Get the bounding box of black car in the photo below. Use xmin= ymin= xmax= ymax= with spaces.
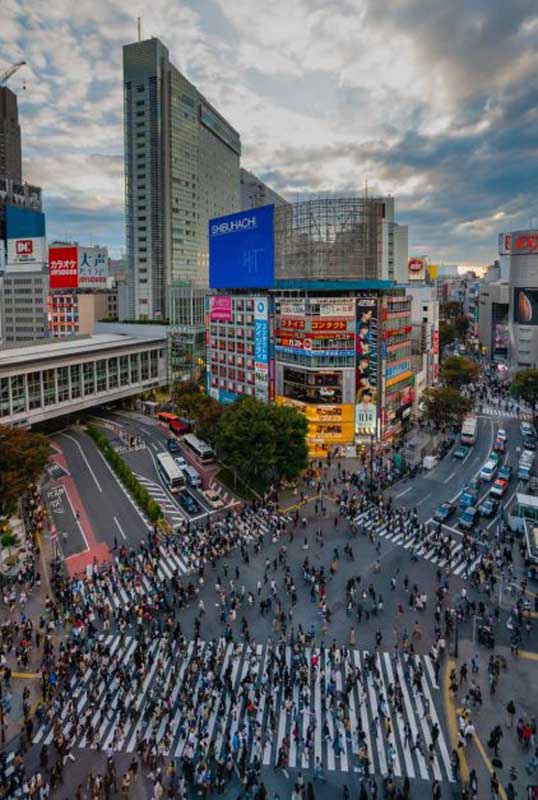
xmin=478 ymin=497 xmax=499 ymax=518
xmin=523 ymin=437 xmax=537 ymax=451
xmin=433 ymin=502 xmax=455 ymax=522
xmin=177 ymin=491 xmax=202 ymax=516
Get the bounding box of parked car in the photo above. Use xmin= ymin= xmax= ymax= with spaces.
xmin=203 ymin=489 xmax=224 ymax=509
xmin=434 ymin=502 xmax=456 ymax=522
xmin=489 ymin=478 xmax=509 ymax=498
xmin=493 ymin=437 xmax=505 ymax=454
xmin=453 ymin=445 xmax=469 ymax=460
xmin=167 ymin=438 xmax=180 ymax=454
xmin=478 ymin=497 xmax=499 ymax=518
xmin=458 ymin=506 xmax=479 ymax=530
xmin=498 ymin=465 xmax=512 ymax=481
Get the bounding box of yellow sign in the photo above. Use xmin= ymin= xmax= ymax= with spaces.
xmin=427 ymin=263 xmax=439 ymax=280
xmin=304 ymin=404 xmax=354 ymax=423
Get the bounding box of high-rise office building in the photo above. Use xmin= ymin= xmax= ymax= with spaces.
xmin=240 ymin=168 xmax=288 ymax=211
xmin=123 ymin=37 xmax=241 ymax=320
xmin=0 ymin=87 xmax=22 ymax=183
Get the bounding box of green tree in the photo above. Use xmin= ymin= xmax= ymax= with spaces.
xmin=511 ymin=369 xmax=538 ymax=412
xmin=441 ymin=355 xmax=480 ymax=388
xmin=453 ymin=315 xmax=470 ymax=340
xmin=422 ymin=387 xmax=473 ymax=429
xmin=268 ymin=404 xmax=309 ymax=480
xmin=215 ymin=397 xmax=276 ymax=489
xmin=439 ymin=320 xmax=457 ymax=350
xmin=0 ymin=426 xmax=51 ymax=518
xmin=195 ymin=397 xmax=224 ymax=446
xmin=440 ymin=301 xmax=463 ymax=321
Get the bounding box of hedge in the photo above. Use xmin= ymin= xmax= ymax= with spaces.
xmin=86 ymin=424 xmax=164 ymax=523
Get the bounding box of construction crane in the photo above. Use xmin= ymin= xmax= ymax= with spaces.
xmin=0 ymin=61 xmax=26 ymax=87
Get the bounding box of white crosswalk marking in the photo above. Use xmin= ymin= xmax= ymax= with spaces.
xmin=353 ymin=507 xmax=479 ymax=578
xmin=478 ymin=406 xmax=531 ymax=420
xmin=32 ymin=637 xmax=453 ymax=783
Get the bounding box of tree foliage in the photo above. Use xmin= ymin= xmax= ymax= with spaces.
xmin=194 ymin=397 xmax=224 ymax=446
xmin=422 ymin=387 xmax=473 ymax=429
xmin=215 ymin=397 xmax=308 ymax=491
xmin=441 ymin=355 xmax=480 ymax=388
xmin=440 ymin=301 xmax=463 ymax=321
xmin=511 ymin=369 xmax=538 ymax=410
xmin=0 ymin=426 xmax=51 ymax=518
xmin=439 ymin=320 xmax=457 ymax=350
xmin=453 ymin=315 xmax=470 ymax=340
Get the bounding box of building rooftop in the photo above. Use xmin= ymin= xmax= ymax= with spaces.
xmin=0 ymin=333 xmax=166 ymax=369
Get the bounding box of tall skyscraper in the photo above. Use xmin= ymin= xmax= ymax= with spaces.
xmin=240 ymin=168 xmax=288 ymax=210
xmin=0 ymin=87 xmax=22 ymax=182
xmin=123 ymin=37 xmax=241 ymax=320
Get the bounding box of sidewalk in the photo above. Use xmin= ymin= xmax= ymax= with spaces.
xmin=448 ymin=635 xmax=538 ymax=797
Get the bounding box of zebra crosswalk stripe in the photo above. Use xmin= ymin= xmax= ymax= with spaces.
xmin=32 ymin=638 xmax=453 ymax=782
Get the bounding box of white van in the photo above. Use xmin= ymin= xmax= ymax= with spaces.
xmin=182 ymin=465 xmax=202 ymax=488
xmin=480 ymin=459 xmax=498 ymax=481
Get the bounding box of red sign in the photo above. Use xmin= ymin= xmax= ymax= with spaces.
xmin=17 ymin=240 xmax=33 ymax=256
xmin=279 ymin=318 xmax=305 ymax=330
xmin=49 ymin=246 xmax=79 ymax=289
xmin=311 ymin=319 xmax=347 ymax=332
xmin=515 ymin=233 xmax=538 ymax=253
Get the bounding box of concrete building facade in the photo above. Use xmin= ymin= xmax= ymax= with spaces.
xmin=240 ymin=168 xmax=288 ymax=211
xmin=2 ymin=269 xmax=48 ymax=343
xmin=0 ymin=333 xmax=167 ymax=427
xmin=123 ymin=37 xmax=241 ymax=320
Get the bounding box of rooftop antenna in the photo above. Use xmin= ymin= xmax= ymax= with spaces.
xmin=137 ymin=16 xmax=142 ymax=42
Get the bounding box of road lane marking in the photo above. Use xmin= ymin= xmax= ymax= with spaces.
xmin=443 ymin=472 xmax=456 ymax=484
xmin=114 ymin=516 xmax=127 ymax=540
xmin=61 ymin=433 xmax=102 ymax=493
xmin=396 ymin=486 xmax=412 ymax=499
xmin=416 ymin=492 xmax=432 ymax=507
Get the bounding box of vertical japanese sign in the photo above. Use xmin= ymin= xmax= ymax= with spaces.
xmin=355 ymin=298 xmax=379 ymax=436
xmin=254 ymin=296 xmax=269 ymax=400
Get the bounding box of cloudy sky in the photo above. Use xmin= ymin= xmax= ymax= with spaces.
xmin=3 ymin=0 xmax=538 ymax=262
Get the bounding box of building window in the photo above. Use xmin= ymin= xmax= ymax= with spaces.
xmin=0 ymin=378 xmax=9 ymax=417
xmin=83 ymin=362 xmax=95 ymax=396
xmin=43 ymin=370 xmax=56 ymax=407
xmin=96 ymin=360 xmax=107 ymax=393
xmin=130 ymin=353 xmax=140 ymax=383
xmin=11 ymin=375 xmax=26 ymax=415
xmin=140 ymin=351 xmax=149 ymax=381
xmin=70 ymin=365 xmax=81 ymax=399
xmin=27 ymin=371 xmax=41 ymax=410
xmin=57 ymin=367 xmax=69 ymax=403
xmin=108 ymin=357 xmax=119 ymax=389
xmin=120 ymin=356 xmax=129 ymax=386
xmin=150 ymin=350 xmax=158 ymax=378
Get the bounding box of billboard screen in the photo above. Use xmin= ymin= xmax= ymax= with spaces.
xmin=209 ymin=204 xmax=274 ymax=289
xmin=49 ymin=246 xmax=79 ymax=289
xmin=5 ymin=206 xmax=46 ymax=269
xmin=408 ymin=256 xmax=426 ymax=281
xmin=514 ymin=288 xmax=538 ymax=325
xmin=78 ymin=246 xmax=108 ymax=288
xmin=355 ymin=299 xmax=379 ymax=436
xmin=512 ymin=231 xmax=538 ymax=255
xmin=209 ymin=295 xmax=233 ymax=322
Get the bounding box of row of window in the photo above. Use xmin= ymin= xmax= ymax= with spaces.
xmin=0 ymin=351 xmax=161 ymax=417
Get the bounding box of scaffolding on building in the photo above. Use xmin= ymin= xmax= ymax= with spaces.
xmin=274 ymin=196 xmax=385 ymax=281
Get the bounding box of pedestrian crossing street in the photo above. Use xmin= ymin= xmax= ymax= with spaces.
xmin=78 ymin=512 xmax=283 ymax=612
xmin=354 ymin=509 xmax=481 ymax=579
xmin=32 ymin=636 xmax=454 ymax=783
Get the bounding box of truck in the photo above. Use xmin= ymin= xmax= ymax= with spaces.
xmin=461 ymin=416 xmax=478 ymax=446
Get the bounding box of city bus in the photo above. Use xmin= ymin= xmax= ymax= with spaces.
xmin=461 ymin=415 xmax=478 ymax=446
xmin=157 ymin=411 xmax=188 ymax=436
xmin=183 ymin=434 xmax=215 ymax=464
xmin=156 ymin=452 xmax=186 ymax=492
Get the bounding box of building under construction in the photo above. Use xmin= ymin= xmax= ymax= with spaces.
xmin=273 ymin=196 xmax=400 ymax=282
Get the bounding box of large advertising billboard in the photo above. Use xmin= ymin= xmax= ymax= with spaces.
xmin=355 ymin=299 xmax=379 ymax=436
xmin=209 ymin=295 xmax=233 ymax=322
xmin=209 ymin=204 xmax=274 ymax=289
xmin=512 ymin=231 xmax=538 ymax=255
xmin=78 ymin=246 xmax=108 ymax=288
xmin=408 ymin=256 xmax=426 ymax=282
xmin=514 ymin=288 xmax=538 ymax=325
xmin=49 ymin=246 xmax=78 ymax=289
xmin=5 ymin=205 xmax=46 ymax=270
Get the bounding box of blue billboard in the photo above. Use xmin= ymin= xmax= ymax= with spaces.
xmin=5 ymin=205 xmax=46 ymax=238
xmin=209 ymin=204 xmax=274 ymax=289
